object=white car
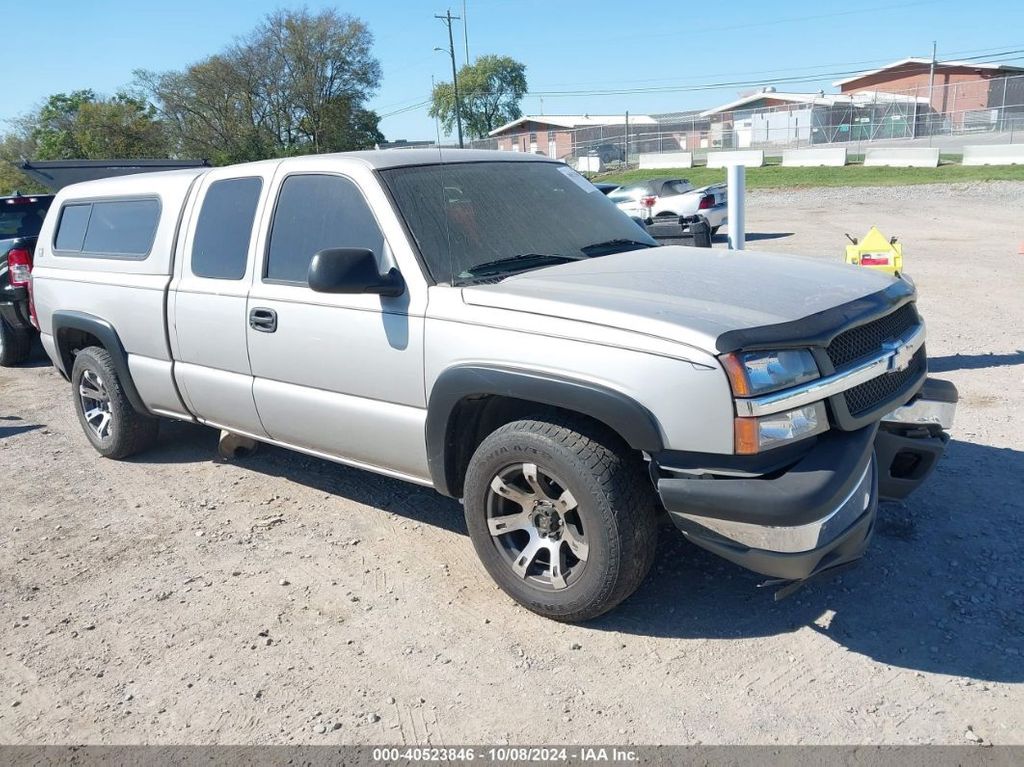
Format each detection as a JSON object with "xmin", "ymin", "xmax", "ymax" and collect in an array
[{"xmin": 608, "ymin": 177, "xmax": 728, "ymax": 234}]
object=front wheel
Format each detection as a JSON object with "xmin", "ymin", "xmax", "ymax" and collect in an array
[
  {"xmin": 463, "ymin": 416, "xmax": 658, "ymax": 622},
  {"xmin": 71, "ymin": 346, "xmax": 159, "ymax": 459}
]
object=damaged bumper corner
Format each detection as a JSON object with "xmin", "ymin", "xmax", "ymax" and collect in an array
[{"xmin": 655, "ymin": 376, "xmax": 957, "ymax": 583}]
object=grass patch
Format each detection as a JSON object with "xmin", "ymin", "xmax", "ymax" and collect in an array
[{"xmin": 596, "ymin": 163, "xmax": 1024, "ymax": 189}]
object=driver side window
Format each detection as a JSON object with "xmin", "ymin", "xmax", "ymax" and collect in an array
[{"xmin": 265, "ymin": 174, "xmax": 385, "ymax": 284}]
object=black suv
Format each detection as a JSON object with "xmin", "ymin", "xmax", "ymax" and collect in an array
[{"xmin": 1, "ymin": 193, "xmax": 53, "ymax": 365}]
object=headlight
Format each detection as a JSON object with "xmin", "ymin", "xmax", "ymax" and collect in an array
[
  {"xmin": 721, "ymin": 349, "xmax": 819, "ymax": 396},
  {"xmin": 734, "ymin": 402, "xmax": 829, "ymax": 454}
]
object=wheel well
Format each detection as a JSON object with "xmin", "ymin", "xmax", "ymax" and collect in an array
[
  {"xmin": 443, "ymin": 395, "xmax": 632, "ymax": 499},
  {"xmin": 55, "ymin": 328, "xmax": 103, "ymax": 377}
]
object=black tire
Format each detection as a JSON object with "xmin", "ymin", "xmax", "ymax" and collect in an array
[
  {"xmin": 0, "ymin": 316, "xmax": 33, "ymax": 366},
  {"xmin": 463, "ymin": 416, "xmax": 658, "ymax": 622},
  {"xmin": 710, "ymin": 226, "xmax": 721, "ymax": 236},
  {"xmin": 71, "ymin": 346, "xmax": 158, "ymax": 459}
]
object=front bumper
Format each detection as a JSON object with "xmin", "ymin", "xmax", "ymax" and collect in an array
[{"xmin": 656, "ymin": 377, "xmax": 956, "ymax": 582}]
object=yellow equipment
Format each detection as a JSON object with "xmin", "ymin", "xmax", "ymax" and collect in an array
[{"xmin": 844, "ymin": 227, "xmax": 903, "ymax": 276}]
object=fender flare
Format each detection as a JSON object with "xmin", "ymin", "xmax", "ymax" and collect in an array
[
  {"xmin": 426, "ymin": 364, "xmax": 665, "ymax": 497},
  {"xmin": 51, "ymin": 310, "xmax": 149, "ymax": 415}
]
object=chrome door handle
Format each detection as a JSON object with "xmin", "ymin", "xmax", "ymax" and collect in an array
[{"xmin": 249, "ymin": 307, "xmax": 277, "ymax": 333}]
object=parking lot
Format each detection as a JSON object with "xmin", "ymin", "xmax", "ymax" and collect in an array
[{"xmin": 1, "ymin": 180, "xmax": 1022, "ymax": 745}]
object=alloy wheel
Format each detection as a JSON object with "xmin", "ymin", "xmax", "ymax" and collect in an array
[
  {"xmin": 79, "ymin": 369, "xmax": 113, "ymax": 440},
  {"xmin": 485, "ymin": 462, "xmax": 589, "ymax": 591}
]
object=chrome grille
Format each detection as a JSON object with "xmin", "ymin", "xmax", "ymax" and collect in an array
[
  {"xmin": 843, "ymin": 347, "xmax": 926, "ymax": 416},
  {"xmin": 827, "ymin": 303, "xmax": 918, "ymax": 369}
]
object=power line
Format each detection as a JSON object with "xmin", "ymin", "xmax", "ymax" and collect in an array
[
  {"xmin": 378, "ymin": 47, "xmax": 1024, "ymax": 122},
  {"xmin": 531, "ymin": 42, "xmax": 1024, "ymax": 90},
  {"xmin": 516, "ymin": 49, "xmax": 1024, "ymax": 98}
]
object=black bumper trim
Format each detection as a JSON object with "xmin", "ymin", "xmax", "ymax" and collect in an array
[
  {"xmin": 657, "ymin": 423, "xmax": 877, "ymax": 528},
  {"xmin": 875, "ymin": 427, "xmax": 949, "ymax": 500}
]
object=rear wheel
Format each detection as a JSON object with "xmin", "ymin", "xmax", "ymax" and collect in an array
[
  {"xmin": 0, "ymin": 316, "xmax": 33, "ymax": 366},
  {"xmin": 463, "ymin": 416, "xmax": 658, "ymax": 622},
  {"xmin": 71, "ymin": 346, "xmax": 158, "ymax": 459},
  {"xmin": 710, "ymin": 225, "xmax": 721, "ymax": 236}
]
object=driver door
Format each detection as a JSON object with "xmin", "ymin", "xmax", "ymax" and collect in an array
[{"xmin": 244, "ymin": 170, "xmax": 429, "ymax": 481}]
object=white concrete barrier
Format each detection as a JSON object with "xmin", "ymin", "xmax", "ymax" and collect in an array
[
  {"xmin": 781, "ymin": 148, "xmax": 847, "ymax": 167},
  {"xmin": 638, "ymin": 152, "xmax": 693, "ymax": 169},
  {"xmin": 573, "ymin": 156, "xmax": 602, "ymax": 173},
  {"xmin": 962, "ymin": 144, "xmax": 1024, "ymax": 166},
  {"xmin": 707, "ymin": 150, "xmax": 764, "ymax": 168},
  {"xmin": 863, "ymin": 147, "xmax": 939, "ymax": 168}
]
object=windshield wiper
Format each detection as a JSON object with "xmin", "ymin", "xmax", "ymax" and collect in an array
[
  {"xmin": 460, "ymin": 252, "xmax": 583, "ymax": 280},
  {"xmin": 580, "ymin": 238, "xmax": 657, "ymax": 256}
]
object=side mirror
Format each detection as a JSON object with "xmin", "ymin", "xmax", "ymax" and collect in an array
[{"xmin": 307, "ymin": 248, "xmax": 405, "ymax": 297}]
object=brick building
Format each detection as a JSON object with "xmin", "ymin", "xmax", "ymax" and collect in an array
[
  {"xmin": 834, "ymin": 58, "xmax": 1024, "ymax": 127},
  {"xmin": 487, "ymin": 115, "xmax": 656, "ymax": 159}
]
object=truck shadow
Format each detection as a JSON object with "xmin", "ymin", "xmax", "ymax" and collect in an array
[
  {"xmin": 929, "ymin": 350, "xmax": 1024, "ymax": 373},
  {"xmin": 135, "ymin": 419, "xmax": 465, "ymax": 532},
  {"xmin": 136, "ymin": 423, "xmax": 1023, "ymax": 681},
  {"xmin": 595, "ymin": 438, "xmax": 1024, "ymax": 683},
  {"xmin": 0, "ymin": 415, "xmax": 44, "ymax": 439}
]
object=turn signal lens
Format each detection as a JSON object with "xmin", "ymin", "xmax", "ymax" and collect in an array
[
  {"xmin": 734, "ymin": 417, "xmax": 760, "ymax": 454},
  {"xmin": 721, "ymin": 353, "xmax": 752, "ymax": 396}
]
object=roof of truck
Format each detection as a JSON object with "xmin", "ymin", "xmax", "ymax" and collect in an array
[
  {"xmin": 337, "ymin": 148, "xmax": 561, "ymax": 169},
  {"xmin": 55, "ymin": 150, "xmax": 558, "ymax": 199}
]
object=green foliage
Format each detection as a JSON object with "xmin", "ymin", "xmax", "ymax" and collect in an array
[
  {"xmin": 29, "ymin": 89, "xmax": 167, "ymax": 160},
  {"xmin": 136, "ymin": 8, "xmax": 384, "ymax": 163},
  {"xmin": 31, "ymin": 89, "xmax": 96, "ymax": 159},
  {"xmin": 0, "ymin": 133, "xmax": 47, "ymax": 195},
  {"xmin": 430, "ymin": 55, "xmax": 527, "ymax": 139}
]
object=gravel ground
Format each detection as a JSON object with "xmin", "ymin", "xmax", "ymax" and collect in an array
[{"xmin": 1, "ymin": 182, "xmax": 1022, "ymax": 746}]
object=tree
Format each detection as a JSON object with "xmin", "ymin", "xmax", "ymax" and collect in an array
[
  {"xmin": 26, "ymin": 90, "xmax": 168, "ymax": 161},
  {"xmin": 138, "ymin": 8, "xmax": 384, "ymax": 162},
  {"xmin": 430, "ymin": 55, "xmax": 527, "ymax": 139},
  {"xmin": 31, "ymin": 90, "xmax": 96, "ymax": 159},
  {"xmin": 0, "ymin": 133, "xmax": 47, "ymax": 195}
]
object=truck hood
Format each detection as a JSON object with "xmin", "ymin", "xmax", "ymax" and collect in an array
[{"xmin": 460, "ymin": 246, "xmax": 903, "ymax": 353}]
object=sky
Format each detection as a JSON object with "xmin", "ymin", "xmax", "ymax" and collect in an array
[{"xmin": 6, "ymin": 0, "xmax": 1024, "ymax": 141}]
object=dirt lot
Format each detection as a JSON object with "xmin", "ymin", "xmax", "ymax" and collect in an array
[{"xmin": 2, "ymin": 182, "xmax": 1023, "ymax": 746}]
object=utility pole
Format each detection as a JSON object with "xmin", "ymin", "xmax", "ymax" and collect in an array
[
  {"xmin": 928, "ymin": 41, "xmax": 937, "ymax": 113},
  {"xmin": 624, "ymin": 110, "xmax": 629, "ymax": 166},
  {"xmin": 462, "ymin": 0, "xmax": 470, "ymax": 64},
  {"xmin": 435, "ymin": 10, "xmax": 464, "ymax": 148}
]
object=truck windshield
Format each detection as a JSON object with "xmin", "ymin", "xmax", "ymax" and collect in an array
[{"xmin": 379, "ymin": 161, "xmax": 656, "ymax": 285}]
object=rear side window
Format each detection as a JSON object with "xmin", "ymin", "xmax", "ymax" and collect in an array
[
  {"xmin": 54, "ymin": 204, "xmax": 91, "ymax": 251},
  {"xmin": 54, "ymin": 198, "xmax": 160, "ymax": 258},
  {"xmin": 190, "ymin": 177, "xmax": 263, "ymax": 280},
  {"xmin": 265, "ymin": 174, "xmax": 384, "ymax": 284}
]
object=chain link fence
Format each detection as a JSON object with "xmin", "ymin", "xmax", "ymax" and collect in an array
[{"xmin": 457, "ymin": 73, "xmax": 1024, "ymax": 167}]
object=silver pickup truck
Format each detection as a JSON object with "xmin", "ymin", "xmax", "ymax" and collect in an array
[{"xmin": 30, "ymin": 150, "xmax": 955, "ymax": 621}]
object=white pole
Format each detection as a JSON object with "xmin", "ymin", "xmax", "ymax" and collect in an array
[{"xmin": 727, "ymin": 164, "xmax": 745, "ymax": 251}]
